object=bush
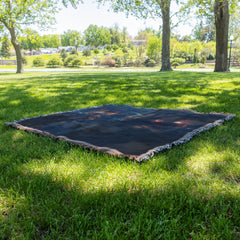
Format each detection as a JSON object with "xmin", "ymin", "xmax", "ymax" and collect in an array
[
  {"xmin": 112, "ymin": 55, "xmax": 123, "ymax": 67},
  {"xmin": 60, "ymin": 49, "xmax": 68, "ymax": 60},
  {"xmin": 170, "ymin": 58, "xmax": 185, "ymax": 65},
  {"xmin": 112, "ymin": 44, "xmax": 119, "ymax": 51},
  {"xmin": 122, "ymin": 47, "xmax": 128, "ymax": 53},
  {"xmin": 106, "ymin": 45, "xmax": 112, "ymax": 51},
  {"xmin": 47, "ymin": 57, "xmax": 63, "ymax": 68},
  {"xmin": 126, "ymin": 60, "xmax": 134, "ymax": 67},
  {"xmin": 173, "ymin": 50, "xmax": 187, "ymax": 59},
  {"xmin": 71, "ymin": 57, "xmax": 83, "ymax": 67},
  {"xmin": 144, "ymin": 58, "xmax": 156, "ymax": 67},
  {"xmin": 200, "ymin": 56, "xmax": 207, "ymax": 64},
  {"xmin": 82, "ymin": 49, "xmax": 91, "ymax": 57},
  {"xmin": 33, "ymin": 56, "xmax": 45, "ymax": 67},
  {"xmin": 114, "ymin": 49, "xmax": 124, "ymax": 56},
  {"xmin": 123, "ymin": 53, "xmax": 130, "ymax": 67},
  {"xmin": 22, "ymin": 56, "xmax": 28, "ymax": 65},
  {"xmin": 103, "ymin": 49, "xmax": 108, "ymax": 55},
  {"xmin": 171, "ymin": 62, "xmax": 180, "ymax": 68},
  {"xmin": 64, "ymin": 56, "xmax": 75, "ymax": 66},
  {"xmin": 133, "ymin": 58, "xmax": 143, "ymax": 67},
  {"xmin": 102, "ymin": 57, "xmax": 116, "ymax": 67},
  {"xmin": 64, "ymin": 56, "xmax": 83, "ymax": 67},
  {"xmin": 129, "ymin": 43, "xmax": 134, "ymax": 50},
  {"xmin": 94, "ymin": 58, "xmax": 101, "ymax": 66},
  {"xmin": 70, "ymin": 48, "xmax": 78, "ymax": 55},
  {"xmin": 93, "ymin": 48, "xmax": 99, "ymax": 54}
]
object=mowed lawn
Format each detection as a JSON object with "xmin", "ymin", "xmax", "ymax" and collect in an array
[{"xmin": 0, "ymin": 71, "xmax": 239, "ymax": 239}]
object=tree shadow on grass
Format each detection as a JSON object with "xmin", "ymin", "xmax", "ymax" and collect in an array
[
  {"xmin": 1, "ymin": 71, "xmax": 239, "ymax": 172},
  {"xmin": 0, "ymin": 71, "xmax": 215, "ymax": 120}
]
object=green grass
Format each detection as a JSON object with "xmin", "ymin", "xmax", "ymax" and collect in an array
[{"xmin": 0, "ymin": 71, "xmax": 239, "ymax": 239}]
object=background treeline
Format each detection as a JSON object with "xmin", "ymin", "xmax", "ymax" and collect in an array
[{"xmin": 1, "ymin": 24, "xmax": 240, "ymax": 68}]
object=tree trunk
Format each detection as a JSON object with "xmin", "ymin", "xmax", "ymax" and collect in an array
[
  {"xmin": 9, "ymin": 27, "xmax": 24, "ymax": 73},
  {"xmin": 160, "ymin": 0, "xmax": 172, "ymax": 71},
  {"xmin": 214, "ymin": 0, "xmax": 229, "ymax": 72}
]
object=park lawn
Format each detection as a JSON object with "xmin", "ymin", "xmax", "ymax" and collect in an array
[{"xmin": 0, "ymin": 71, "xmax": 239, "ymax": 239}]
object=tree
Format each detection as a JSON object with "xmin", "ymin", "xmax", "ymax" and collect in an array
[
  {"xmin": 0, "ymin": 0, "xmax": 60, "ymax": 73},
  {"xmin": 96, "ymin": 0, "xmax": 177, "ymax": 71},
  {"xmin": 1, "ymin": 36, "xmax": 11, "ymax": 59},
  {"xmin": 214, "ymin": 0, "xmax": 229, "ymax": 71},
  {"xmin": 61, "ymin": 30, "xmax": 83, "ymax": 49},
  {"xmin": 188, "ymin": 0, "xmax": 239, "ymax": 72},
  {"xmin": 40, "ymin": 34, "xmax": 61, "ymax": 48},
  {"xmin": 159, "ymin": 0, "xmax": 172, "ymax": 71},
  {"xmin": 20, "ymin": 29, "xmax": 42, "ymax": 51},
  {"xmin": 0, "ymin": 0, "xmax": 82, "ymax": 73},
  {"xmin": 121, "ymin": 27, "xmax": 129, "ymax": 44},
  {"xmin": 134, "ymin": 28, "xmax": 154, "ymax": 44},
  {"xmin": 193, "ymin": 21, "xmax": 215, "ymax": 42},
  {"xmin": 84, "ymin": 25, "xmax": 111, "ymax": 47},
  {"xmin": 146, "ymin": 36, "xmax": 162, "ymax": 63},
  {"xmin": 229, "ymin": 5, "xmax": 240, "ymax": 40},
  {"xmin": 109, "ymin": 24, "xmax": 121, "ymax": 45}
]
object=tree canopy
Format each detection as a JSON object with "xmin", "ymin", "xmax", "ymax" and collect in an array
[
  {"xmin": 61, "ymin": 30, "xmax": 83, "ymax": 49},
  {"xmin": 96, "ymin": 0, "xmax": 184, "ymax": 71},
  {"xmin": 0, "ymin": 0, "xmax": 82, "ymax": 73},
  {"xmin": 84, "ymin": 25, "xmax": 111, "ymax": 47}
]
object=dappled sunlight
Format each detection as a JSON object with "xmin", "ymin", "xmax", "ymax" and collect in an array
[
  {"xmin": 21, "ymin": 152, "xmax": 144, "ymax": 192},
  {"xmin": 0, "ymin": 189, "xmax": 29, "ymax": 233},
  {"xmin": 22, "ymin": 160, "xmax": 87, "ymax": 191},
  {"xmin": 0, "ymin": 193, "xmax": 12, "ymax": 222}
]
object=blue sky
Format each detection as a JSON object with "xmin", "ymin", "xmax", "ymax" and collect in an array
[{"xmin": 41, "ymin": 1, "xmax": 194, "ymax": 37}]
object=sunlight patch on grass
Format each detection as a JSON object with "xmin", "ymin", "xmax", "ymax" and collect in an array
[{"xmin": 0, "ymin": 193, "xmax": 11, "ymax": 221}]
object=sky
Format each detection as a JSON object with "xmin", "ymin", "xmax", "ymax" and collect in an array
[{"xmin": 40, "ymin": 1, "xmax": 195, "ymax": 37}]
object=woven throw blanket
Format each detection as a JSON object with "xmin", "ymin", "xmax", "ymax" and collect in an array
[{"xmin": 5, "ymin": 104, "xmax": 235, "ymax": 162}]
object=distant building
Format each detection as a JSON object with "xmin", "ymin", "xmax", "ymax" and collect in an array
[
  {"xmin": 58, "ymin": 46, "xmax": 75, "ymax": 53},
  {"xmin": 78, "ymin": 45, "xmax": 89, "ymax": 52},
  {"xmin": 24, "ymin": 50, "xmax": 41, "ymax": 55},
  {"xmin": 132, "ymin": 40, "xmax": 147, "ymax": 47},
  {"xmin": 39, "ymin": 48, "xmax": 58, "ymax": 54}
]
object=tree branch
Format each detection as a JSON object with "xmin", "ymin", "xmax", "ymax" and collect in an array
[{"xmin": 0, "ymin": 17, "xmax": 11, "ymax": 30}]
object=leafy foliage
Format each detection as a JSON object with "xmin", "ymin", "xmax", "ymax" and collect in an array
[
  {"xmin": 19, "ymin": 29, "xmax": 42, "ymax": 51},
  {"xmin": 102, "ymin": 57, "xmax": 116, "ymax": 67},
  {"xmin": 0, "ymin": 37, "xmax": 11, "ymax": 59},
  {"xmin": 94, "ymin": 48, "xmax": 100, "ymax": 54},
  {"xmin": 146, "ymin": 36, "xmax": 161, "ymax": 63},
  {"xmin": 171, "ymin": 61, "xmax": 180, "ymax": 68},
  {"xmin": 64, "ymin": 55, "xmax": 83, "ymax": 67},
  {"xmin": 71, "ymin": 57, "xmax": 83, "ymax": 67},
  {"xmin": 33, "ymin": 56, "xmax": 45, "ymax": 67},
  {"xmin": 170, "ymin": 57, "xmax": 185, "ymax": 64},
  {"xmin": 22, "ymin": 56, "xmax": 28, "ymax": 65},
  {"xmin": 144, "ymin": 58, "xmax": 157, "ymax": 67},
  {"xmin": 47, "ymin": 56, "xmax": 63, "ymax": 67},
  {"xmin": 82, "ymin": 49, "xmax": 91, "ymax": 57},
  {"xmin": 60, "ymin": 49, "xmax": 68, "ymax": 60},
  {"xmin": 84, "ymin": 25, "xmax": 111, "ymax": 47},
  {"xmin": 40, "ymin": 34, "xmax": 62, "ymax": 48},
  {"xmin": 0, "ymin": 0, "xmax": 59, "ymax": 31},
  {"xmin": 61, "ymin": 30, "xmax": 83, "ymax": 49},
  {"xmin": 70, "ymin": 48, "xmax": 78, "ymax": 55},
  {"xmin": 64, "ymin": 55, "xmax": 76, "ymax": 66}
]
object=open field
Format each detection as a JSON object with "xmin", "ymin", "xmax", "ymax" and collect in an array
[{"xmin": 0, "ymin": 71, "xmax": 240, "ymax": 239}]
